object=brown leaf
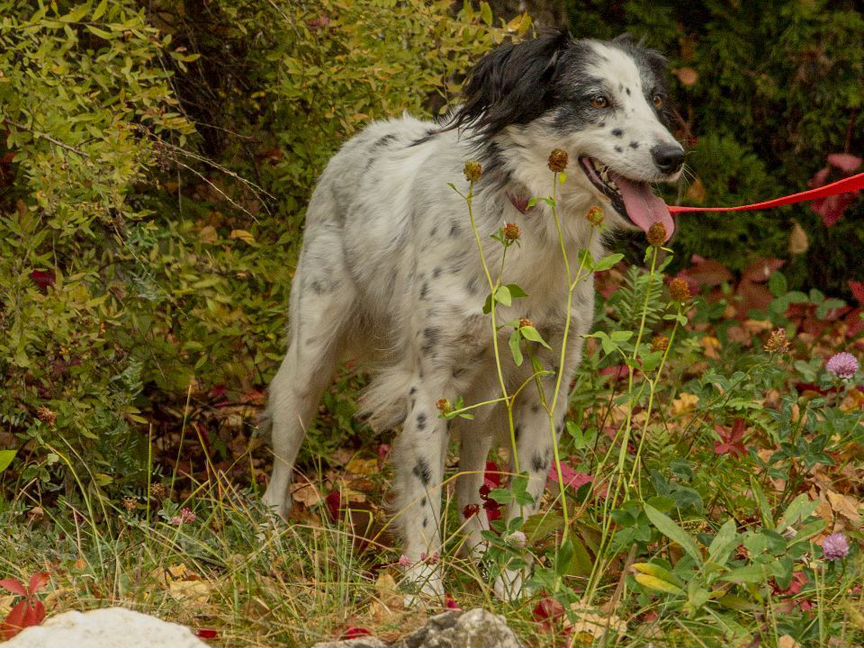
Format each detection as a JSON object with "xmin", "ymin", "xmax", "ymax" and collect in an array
[
  {"xmin": 199, "ymin": 225, "xmax": 218, "ymax": 244},
  {"xmin": 826, "ymin": 490, "xmax": 861, "ymax": 525},
  {"xmin": 229, "ymin": 229, "xmax": 255, "ymax": 245},
  {"xmin": 742, "ymin": 258, "xmax": 785, "ymax": 283},
  {"xmin": 291, "ymin": 481, "xmax": 322, "ymax": 507},
  {"xmin": 685, "ymin": 178, "xmax": 707, "ymax": 204},
  {"xmin": 346, "ymin": 457, "xmax": 378, "ymax": 476},
  {"xmin": 788, "ymin": 222, "xmax": 809, "ymax": 255}
]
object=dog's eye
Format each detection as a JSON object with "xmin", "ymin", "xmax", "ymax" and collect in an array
[
  {"xmin": 591, "ymin": 95, "xmax": 610, "ymax": 109},
  {"xmin": 652, "ymin": 94, "xmax": 664, "ymax": 109}
]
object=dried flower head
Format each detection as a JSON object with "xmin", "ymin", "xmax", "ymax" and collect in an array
[
  {"xmin": 122, "ymin": 497, "xmax": 137, "ymax": 512},
  {"xmin": 669, "ymin": 277, "xmax": 692, "ymax": 302},
  {"xmin": 150, "ymin": 483, "xmax": 168, "ymax": 500},
  {"xmin": 764, "ymin": 328, "xmax": 790, "ymax": 354},
  {"xmin": 646, "ymin": 222, "xmax": 667, "ymax": 247},
  {"xmin": 547, "ymin": 148, "xmax": 569, "ymax": 173},
  {"xmin": 503, "ymin": 222, "xmax": 521, "ymax": 242},
  {"xmin": 586, "ymin": 206, "xmax": 604, "ymax": 227},
  {"xmin": 436, "ymin": 399, "xmax": 452, "ymax": 415},
  {"xmin": 36, "ymin": 406, "xmax": 57, "ymax": 427},
  {"xmin": 822, "ymin": 533, "xmax": 850, "ymax": 561},
  {"xmin": 420, "ymin": 551, "xmax": 440, "ymax": 565},
  {"xmin": 651, "ymin": 336, "xmax": 670, "ymax": 353},
  {"xmin": 463, "ymin": 160, "xmax": 483, "ymax": 183},
  {"xmin": 519, "ymin": 318, "xmax": 534, "ymax": 329},
  {"xmin": 462, "ymin": 504, "xmax": 480, "ymax": 518},
  {"xmin": 826, "ymin": 352, "xmax": 859, "ymax": 380}
]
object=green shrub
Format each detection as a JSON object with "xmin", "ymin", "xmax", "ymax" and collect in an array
[{"xmin": 0, "ymin": 0, "xmax": 505, "ymax": 495}]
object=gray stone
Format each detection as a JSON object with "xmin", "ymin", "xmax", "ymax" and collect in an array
[
  {"xmin": 0, "ymin": 608, "xmax": 208, "ymax": 648},
  {"xmin": 395, "ymin": 608, "xmax": 523, "ymax": 648}
]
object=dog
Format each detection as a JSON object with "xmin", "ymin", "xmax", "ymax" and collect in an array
[{"xmin": 261, "ymin": 30, "xmax": 683, "ymax": 600}]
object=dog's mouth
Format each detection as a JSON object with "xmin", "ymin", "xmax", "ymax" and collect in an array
[{"xmin": 578, "ymin": 156, "xmax": 674, "ymax": 242}]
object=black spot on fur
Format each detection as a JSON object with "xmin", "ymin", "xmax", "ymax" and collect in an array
[
  {"xmin": 531, "ymin": 452, "xmax": 548, "ymax": 473},
  {"xmin": 420, "ymin": 282, "xmax": 430, "ymax": 300},
  {"xmin": 433, "ymin": 267, "xmax": 442, "ymax": 279},
  {"xmin": 598, "ymin": 122, "xmax": 605, "ymax": 127},
  {"xmin": 408, "ymin": 129, "xmax": 437, "ymax": 147},
  {"xmin": 531, "ymin": 404, "xmax": 540, "ymax": 414},
  {"xmin": 421, "ymin": 327, "xmax": 440, "ymax": 354},
  {"xmin": 416, "ymin": 413, "xmax": 427, "ymax": 430},
  {"xmin": 430, "ymin": 226, "xmax": 438, "ymax": 237},
  {"xmin": 514, "ymin": 424, "xmax": 522, "ymax": 441},
  {"xmin": 409, "ymin": 387, "xmax": 417, "ymax": 395},
  {"xmin": 626, "ymin": 87, "xmax": 631, "ymax": 95},
  {"xmin": 452, "ymin": 366, "xmax": 466, "ymax": 378},
  {"xmin": 422, "ymin": 517, "xmax": 428, "ymax": 528},
  {"xmin": 612, "ymin": 128, "xmax": 623, "ymax": 137},
  {"xmin": 629, "ymin": 141, "xmax": 639, "ymax": 149},
  {"xmin": 413, "ymin": 458, "xmax": 431, "ymax": 485},
  {"xmin": 449, "ymin": 221, "xmax": 461, "ymax": 237},
  {"xmin": 374, "ymin": 134, "xmax": 396, "ymax": 148},
  {"xmin": 421, "ymin": 497, "xmax": 427, "ymax": 507},
  {"xmin": 615, "ymin": 145, "xmax": 623, "ymax": 153}
]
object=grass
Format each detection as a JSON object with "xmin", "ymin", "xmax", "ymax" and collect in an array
[{"xmin": 2, "ymin": 162, "xmax": 863, "ymax": 648}]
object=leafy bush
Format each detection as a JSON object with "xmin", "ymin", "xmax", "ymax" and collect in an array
[{"xmin": 0, "ymin": 0, "xmax": 505, "ymax": 494}]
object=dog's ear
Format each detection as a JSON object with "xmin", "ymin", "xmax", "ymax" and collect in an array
[{"xmin": 448, "ymin": 30, "xmax": 573, "ymax": 137}]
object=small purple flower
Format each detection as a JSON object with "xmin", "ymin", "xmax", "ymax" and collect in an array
[
  {"xmin": 398, "ymin": 554, "xmax": 413, "ymax": 568},
  {"xmin": 822, "ymin": 533, "xmax": 850, "ymax": 561},
  {"xmin": 170, "ymin": 507, "xmax": 197, "ymax": 526},
  {"xmin": 826, "ymin": 352, "xmax": 859, "ymax": 380}
]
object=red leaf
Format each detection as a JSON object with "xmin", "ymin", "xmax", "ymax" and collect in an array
[
  {"xmin": 195, "ymin": 629, "xmax": 219, "ymax": 640},
  {"xmin": 483, "ymin": 498, "xmax": 502, "ymax": 521},
  {"xmin": 2, "ymin": 601, "xmax": 30, "ymax": 639},
  {"xmin": 21, "ymin": 601, "xmax": 45, "ymax": 629},
  {"xmin": 599, "ymin": 364, "xmax": 630, "ymax": 381},
  {"xmin": 28, "ymin": 270, "xmax": 55, "ymax": 293},
  {"xmin": 547, "ymin": 462, "xmax": 592, "ymax": 491},
  {"xmin": 28, "ymin": 573, "xmax": 49, "ymax": 595},
  {"xmin": 809, "ymin": 166, "xmax": 830, "ymax": 188},
  {"xmin": 462, "ymin": 504, "xmax": 480, "ymax": 519},
  {"xmin": 849, "ymin": 281, "xmax": 864, "ymax": 306},
  {"xmin": 0, "ymin": 579, "xmax": 27, "ymax": 597},
  {"xmin": 342, "ymin": 627, "xmax": 372, "ymax": 640},
  {"xmin": 741, "ymin": 258, "xmax": 784, "ymax": 283},
  {"xmin": 827, "ymin": 153, "xmax": 863, "ymax": 173},
  {"xmin": 484, "ymin": 461, "xmax": 503, "ymax": 489},
  {"xmin": 325, "ymin": 490, "xmax": 342, "ymax": 522},
  {"xmin": 532, "ymin": 596, "xmax": 565, "ymax": 633},
  {"xmin": 714, "ymin": 419, "xmax": 747, "ymax": 459},
  {"xmin": 445, "ymin": 595, "xmax": 461, "ymax": 610}
]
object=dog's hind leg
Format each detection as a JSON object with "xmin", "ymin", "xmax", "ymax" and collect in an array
[
  {"xmin": 262, "ymin": 239, "xmax": 355, "ymax": 518},
  {"xmin": 453, "ymin": 408, "xmax": 498, "ymax": 558},
  {"xmin": 392, "ymin": 374, "xmax": 451, "ymax": 602}
]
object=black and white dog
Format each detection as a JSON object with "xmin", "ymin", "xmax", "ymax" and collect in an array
[{"xmin": 261, "ymin": 31, "xmax": 683, "ymax": 599}]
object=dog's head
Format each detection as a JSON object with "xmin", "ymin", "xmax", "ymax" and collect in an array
[{"xmin": 453, "ymin": 31, "xmax": 683, "ymax": 241}]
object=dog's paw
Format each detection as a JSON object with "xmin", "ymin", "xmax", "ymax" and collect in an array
[
  {"xmin": 493, "ymin": 567, "xmax": 527, "ymax": 602},
  {"xmin": 261, "ymin": 487, "xmax": 292, "ymax": 519},
  {"xmin": 401, "ymin": 563, "xmax": 444, "ymax": 608}
]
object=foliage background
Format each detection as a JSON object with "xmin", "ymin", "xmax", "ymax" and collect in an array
[{"xmin": 1, "ymin": 0, "xmax": 862, "ymax": 497}]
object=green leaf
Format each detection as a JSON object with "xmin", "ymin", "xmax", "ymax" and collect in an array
[
  {"xmin": 520, "ymin": 325, "xmax": 551, "ymax": 349},
  {"xmin": 768, "ymin": 271, "xmax": 787, "ymax": 297},
  {"xmin": 707, "ymin": 518, "xmax": 738, "ymax": 567},
  {"xmin": 634, "ymin": 573, "xmax": 684, "ymax": 595},
  {"xmin": 479, "ymin": 1, "xmax": 493, "ymax": 26},
  {"xmin": 777, "ymin": 493, "xmax": 818, "ymax": 530},
  {"xmin": 509, "ymin": 330, "xmax": 523, "ymax": 366},
  {"xmin": 632, "ymin": 562, "xmax": 683, "ymax": 587},
  {"xmin": 720, "ymin": 563, "xmax": 770, "ymax": 584},
  {"xmin": 644, "ymin": 503, "xmax": 703, "ymax": 566},
  {"xmin": 593, "ymin": 253, "xmax": 624, "ymax": 272},
  {"xmin": 0, "ymin": 449, "xmax": 17, "ymax": 474},
  {"xmin": 495, "ymin": 285, "xmax": 512, "ymax": 307},
  {"xmin": 505, "ymin": 284, "xmax": 527, "ymax": 299},
  {"xmin": 93, "ymin": 0, "xmax": 109, "ymax": 20},
  {"xmin": 750, "ymin": 476, "xmax": 774, "ymax": 530}
]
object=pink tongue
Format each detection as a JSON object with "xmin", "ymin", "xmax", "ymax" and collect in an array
[{"xmin": 614, "ymin": 175, "xmax": 675, "ymax": 241}]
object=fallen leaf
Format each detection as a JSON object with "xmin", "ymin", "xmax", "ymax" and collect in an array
[
  {"xmin": 229, "ymin": 229, "xmax": 255, "ymax": 245},
  {"xmin": 826, "ymin": 490, "xmax": 861, "ymax": 525},
  {"xmin": 199, "ymin": 225, "xmax": 218, "ymax": 244},
  {"xmin": 671, "ymin": 393, "xmax": 699, "ymax": 417},
  {"xmin": 346, "ymin": 457, "xmax": 378, "ymax": 476},
  {"xmin": 291, "ymin": 481, "xmax": 322, "ymax": 507},
  {"xmin": 566, "ymin": 600, "xmax": 627, "ymax": 641},
  {"xmin": 701, "ymin": 336, "xmax": 722, "ymax": 360},
  {"xmin": 789, "ymin": 222, "xmax": 809, "ymax": 255},
  {"xmin": 547, "ymin": 462, "xmax": 592, "ymax": 491},
  {"xmin": 778, "ymin": 634, "xmax": 801, "ymax": 648},
  {"xmin": 685, "ymin": 178, "xmax": 706, "ymax": 203}
]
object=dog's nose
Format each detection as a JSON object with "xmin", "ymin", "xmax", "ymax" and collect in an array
[{"xmin": 651, "ymin": 143, "xmax": 685, "ymax": 174}]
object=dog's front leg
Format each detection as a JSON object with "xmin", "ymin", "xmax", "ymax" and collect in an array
[{"xmin": 393, "ymin": 380, "xmax": 449, "ymax": 603}]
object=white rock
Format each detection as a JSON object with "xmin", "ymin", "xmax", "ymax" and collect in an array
[{"xmin": 1, "ymin": 608, "xmax": 208, "ymax": 648}]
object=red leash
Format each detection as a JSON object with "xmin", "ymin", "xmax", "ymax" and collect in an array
[{"xmin": 667, "ymin": 172, "xmax": 864, "ymax": 214}]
